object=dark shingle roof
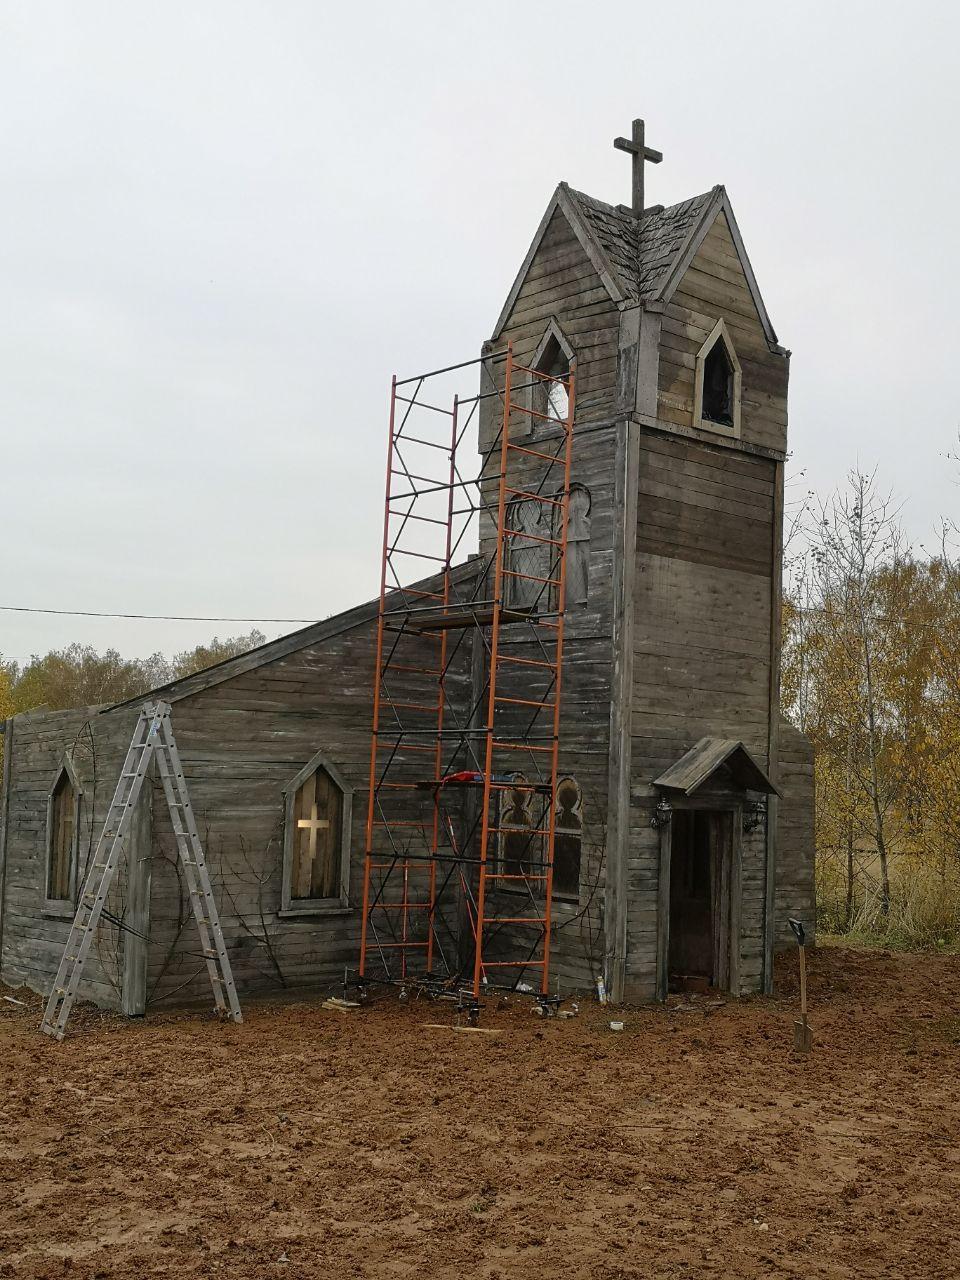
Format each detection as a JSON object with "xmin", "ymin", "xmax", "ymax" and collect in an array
[{"xmin": 563, "ymin": 183, "xmax": 720, "ymax": 303}]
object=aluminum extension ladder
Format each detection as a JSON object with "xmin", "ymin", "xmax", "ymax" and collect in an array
[{"xmin": 40, "ymin": 700, "xmax": 242, "ymax": 1040}]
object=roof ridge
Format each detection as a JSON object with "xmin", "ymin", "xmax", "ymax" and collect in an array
[{"xmin": 561, "ymin": 183, "xmax": 723, "ymax": 304}]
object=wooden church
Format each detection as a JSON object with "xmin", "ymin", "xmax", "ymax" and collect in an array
[{"xmin": 0, "ymin": 122, "xmax": 814, "ymax": 1014}]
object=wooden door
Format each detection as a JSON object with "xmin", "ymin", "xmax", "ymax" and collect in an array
[{"xmin": 668, "ymin": 809, "xmax": 732, "ymax": 991}]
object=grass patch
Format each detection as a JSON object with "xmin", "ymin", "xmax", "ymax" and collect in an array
[{"xmin": 817, "ymin": 852, "xmax": 960, "ymax": 950}]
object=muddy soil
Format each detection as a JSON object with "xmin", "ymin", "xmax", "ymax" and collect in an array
[{"xmin": 2, "ymin": 945, "xmax": 959, "ymax": 1278}]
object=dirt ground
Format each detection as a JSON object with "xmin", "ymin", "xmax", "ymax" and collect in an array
[{"xmin": 2, "ymin": 946, "xmax": 959, "ymax": 1279}]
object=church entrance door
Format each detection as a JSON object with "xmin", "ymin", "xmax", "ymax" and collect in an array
[{"xmin": 667, "ymin": 809, "xmax": 732, "ymax": 992}]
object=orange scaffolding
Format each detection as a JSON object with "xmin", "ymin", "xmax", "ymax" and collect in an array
[{"xmin": 359, "ymin": 344, "xmax": 575, "ymax": 1008}]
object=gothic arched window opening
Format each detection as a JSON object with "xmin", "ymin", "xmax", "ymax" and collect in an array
[
  {"xmin": 45, "ymin": 758, "xmax": 82, "ymax": 908},
  {"xmin": 702, "ymin": 341, "xmax": 734, "ymax": 426},
  {"xmin": 281, "ymin": 751, "xmax": 352, "ymax": 913},
  {"xmin": 531, "ymin": 320, "xmax": 575, "ymax": 427},
  {"xmin": 693, "ymin": 319, "xmax": 742, "ymax": 438},
  {"xmin": 553, "ymin": 776, "xmax": 582, "ymax": 899},
  {"xmin": 499, "ymin": 774, "xmax": 535, "ymax": 878}
]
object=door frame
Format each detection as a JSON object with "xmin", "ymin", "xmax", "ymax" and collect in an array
[{"xmin": 655, "ymin": 793, "xmax": 743, "ymax": 1001}]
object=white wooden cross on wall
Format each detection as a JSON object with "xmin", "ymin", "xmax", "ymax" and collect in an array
[
  {"xmin": 613, "ymin": 118, "xmax": 662, "ymax": 217},
  {"xmin": 297, "ymin": 801, "xmax": 330, "ymax": 869}
]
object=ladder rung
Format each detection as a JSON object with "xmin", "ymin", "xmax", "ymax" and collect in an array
[
  {"xmin": 481, "ymin": 917, "xmax": 546, "ymax": 926},
  {"xmin": 502, "ymin": 569, "xmax": 561, "ymax": 587},
  {"xmin": 504, "ymin": 486, "xmax": 563, "ymax": 508},
  {"xmin": 379, "ymin": 700, "xmax": 440, "ymax": 712},
  {"xmin": 503, "ymin": 526, "xmax": 563, "ymax": 548},
  {"xmin": 371, "ymin": 902, "xmax": 432, "ymax": 911},
  {"xmin": 506, "ymin": 442, "xmax": 563, "ymax": 463},
  {"xmin": 369, "ymin": 861, "xmax": 436, "ymax": 870},
  {"xmin": 366, "ymin": 941, "xmax": 429, "ymax": 950},
  {"xmin": 498, "ymin": 654, "xmax": 557, "ymax": 670}
]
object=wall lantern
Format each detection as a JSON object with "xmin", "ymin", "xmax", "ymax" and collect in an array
[
  {"xmin": 743, "ymin": 798, "xmax": 768, "ymax": 834},
  {"xmin": 651, "ymin": 797, "xmax": 673, "ymax": 829}
]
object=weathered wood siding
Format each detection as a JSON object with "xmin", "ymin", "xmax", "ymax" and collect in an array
[
  {"xmin": 657, "ymin": 211, "xmax": 788, "ymax": 455},
  {"xmin": 625, "ymin": 429, "xmax": 779, "ymax": 999},
  {"xmin": 775, "ymin": 718, "xmax": 816, "ymax": 946},
  {"xmin": 0, "ymin": 705, "xmax": 139, "ymax": 1007}
]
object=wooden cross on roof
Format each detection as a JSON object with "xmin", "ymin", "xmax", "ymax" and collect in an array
[{"xmin": 614, "ymin": 118, "xmax": 662, "ymax": 218}]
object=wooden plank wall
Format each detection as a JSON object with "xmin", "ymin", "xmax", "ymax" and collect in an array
[
  {"xmin": 775, "ymin": 717, "xmax": 816, "ymax": 946},
  {"xmin": 142, "ymin": 613, "xmax": 474, "ymax": 1006},
  {"xmin": 626, "ymin": 431, "xmax": 778, "ymax": 999},
  {"xmin": 0, "ymin": 705, "xmax": 137, "ymax": 1007},
  {"xmin": 658, "ymin": 211, "xmax": 788, "ymax": 455}
]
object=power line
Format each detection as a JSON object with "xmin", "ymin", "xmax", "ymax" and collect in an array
[{"xmin": 0, "ymin": 605, "xmax": 314, "ymax": 624}]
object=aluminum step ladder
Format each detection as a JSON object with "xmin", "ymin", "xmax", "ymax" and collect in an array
[{"xmin": 40, "ymin": 700, "xmax": 242, "ymax": 1040}]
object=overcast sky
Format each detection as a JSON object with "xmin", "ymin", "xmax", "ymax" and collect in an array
[{"xmin": 2, "ymin": 1, "xmax": 958, "ymax": 661}]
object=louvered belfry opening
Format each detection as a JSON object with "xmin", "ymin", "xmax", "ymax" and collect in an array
[{"xmin": 359, "ymin": 344, "xmax": 575, "ymax": 1007}]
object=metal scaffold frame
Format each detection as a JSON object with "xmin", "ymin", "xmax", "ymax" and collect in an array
[{"xmin": 359, "ymin": 343, "xmax": 575, "ymax": 1007}]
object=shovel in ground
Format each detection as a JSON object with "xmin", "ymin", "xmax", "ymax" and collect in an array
[{"xmin": 788, "ymin": 918, "xmax": 813, "ymax": 1053}]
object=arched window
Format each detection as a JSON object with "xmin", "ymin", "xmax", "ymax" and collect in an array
[
  {"xmin": 530, "ymin": 319, "xmax": 574, "ymax": 428},
  {"xmin": 499, "ymin": 774, "xmax": 535, "ymax": 878},
  {"xmin": 46, "ymin": 758, "xmax": 82, "ymax": 908},
  {"xmin": 504, "ymin": 495, "xmax": 553, "ymax": 612},
  {"xmin": 553, "ymin": 776, "xmax": 582, "ymax": 900},
  {"xmin": 703, "ymin": 342, "xmax": 734, "ymax": 425},
  {"xmin": 694, "ymin": 319, "xmax": 741, "ymax": 438},
  {"xmin": 281, "ymin": 751, "xmax": 352, "ymax": 913},
  {"xmin": 504, "ymin": 483, "xmax": 591, "ymax": 612}
]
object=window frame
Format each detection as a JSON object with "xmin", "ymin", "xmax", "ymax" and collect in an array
[
  {"xmin": 552, "ymin": 775, "xmax": 583, "ymax": 903},
  {"xmin": 44, "ymin": 755, "xmax": 83, "ymax": 918},
  {"xmin": 693, "ymin": 318, "xmax": 742, "ymax": 439},
  {"xmin": 279, "ymin": 750, "xmax": 353, "ymax": 917},
  {"xmin": 524, "ymin": 319, "xmax": 575, "ymax": 437}
]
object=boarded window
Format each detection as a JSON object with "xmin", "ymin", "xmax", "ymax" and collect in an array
[
  {"xmin": 290, "ymin": 765, "xmax": 343, "ymax": 900},
  {"xmin": 565, "ymin": 483, "xmax": 591, "ymax": 606},
  {"xmin": 553, "ymin": 776, "xmax": 582, "ymax": 898},
  {"xmin": 47, "ymin": 768, "xmax": 77, "ymax": 901}
]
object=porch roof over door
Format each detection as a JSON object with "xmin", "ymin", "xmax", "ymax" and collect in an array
[{"xmin": 652, "ymin": 737, "xmax": 781, "ymax": 797}]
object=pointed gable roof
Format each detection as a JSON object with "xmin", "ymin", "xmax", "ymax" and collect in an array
[
  {"xmin": 491, "ymin": 183, "xmax": 779, "ymax": 350},
  {"xmin": 652, "ymin": 737, "xmax": 781, "ymax": 796}
]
